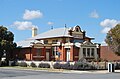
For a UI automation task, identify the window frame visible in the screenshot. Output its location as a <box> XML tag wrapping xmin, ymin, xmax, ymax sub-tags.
<box><xmin>36</xmin><ymin>48</ymin><xmax>42</xmax><ymax>56</ymax></box>
<box><xmin>91</xmin><ymin>48</ymin><xmax>94</xmax><ymax>57</ymax></box>
<box><xmin>83</xmin><ymin>48</ymin><xmax>86</xmax><ymax>57</ymax></box>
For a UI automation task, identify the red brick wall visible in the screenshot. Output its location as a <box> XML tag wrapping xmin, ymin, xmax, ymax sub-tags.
<box><xmin>14</xmin><ymin>45</ymin><xmax>79</xmax><ymax>61</ymax></box>
<box><xmin>100</xmin><ymin>46</ymin><xmax>120</xmax><ymax>61</ymax></box>
<box><xmin>58</xmin><ymin>46</ymin><xmax>64</xmax><ymax>61</ymax></box>
<box><xmin>70</xmin><ymin>45</ymin><xmax>73</xmax><ymax>61</ymax></box>
<box><xmin>64</xmin><ymin>48</ymin><xmax>67</xmax><ymax>61</ymax></box>
<box><xmin>14</xmin><ymin>48</ymin><xmax>31</xmax><ymax>60</ymax></box>
<box><xmin>32</xmin><ymin>47</ymin><xmax>50</xmax><ymax>61</ymax></box>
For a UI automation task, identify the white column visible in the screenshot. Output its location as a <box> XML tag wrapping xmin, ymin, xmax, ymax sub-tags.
<box><xmin>90</xmin><ymin>48</ymin><xmax>92</xmax><ymax>57</ymax></box>
<box><xmin>86</xmin><ymin>48</ymin><xmax>87</xmax><ymax>57</ymax></box>
<box><xmin>79</xmin><ymin>47</ymin><xmax>83</xmax><ymax>60</ymax></box>
<box><xmin>94</xmin><ymin>48</ymin><xmax>98</xmax><ymax>60</ymax></box>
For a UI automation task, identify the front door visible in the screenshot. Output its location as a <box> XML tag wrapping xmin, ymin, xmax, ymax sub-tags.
<box><xmin>66</xmin><ymin>48</ymin><xmax>70</xmax><ymax>61</ymax></box>
<box><xmin>46</xmin><ymin>49</ymin><xmax>50</xmax><ymax>61</ymax></box>
<box><xmin>46</xmin><ymin>52</ymin><xmax>49</xmax><ymax>61</ymax></box>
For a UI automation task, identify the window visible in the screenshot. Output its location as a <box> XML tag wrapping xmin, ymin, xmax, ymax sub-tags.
<box><xmin>91</xmin><ymin>48</ymin><xmax>94</xmax><ymax>57</ymax></box>
<box><xmin>46</xmin><ymin>49</ymin><xmax>50</xmax><ymax>52</ymax></box>
<box><xmin>87</xmin><ymin>48</ymin><xmax>90</xmax><ymax>57</ymax></box>
<box><xmin>52</xmin><ymin>47</ymin><xmax>55</xmax><ymax>56</ymax></box>
<box><xmin>36</xmin><ymin>49</ymin><xmax>41</xmax><ymax>56</ymax></box>
<box><xmin>52</xmin><ymin>40</ymin><xmax>58</xmax><ymax>44</ymax></box>
<box><xmin>52</xmin><ymin>46</ymin><xmax>58</xmax><ymax>56</ymax></box>
<box><xmin>76</xmin><ymin>27</ymin><xmax>79</xmax><ymax>32</ymax></box>
<box><xmin>83</xmin><ymin>48</ymin><xmax>86</xmax><ymax>57</ymax></box>
<box><xmin>44</xmin><ymin>40</ymin><xmax>48</xmax><ymax>44</ymax></box>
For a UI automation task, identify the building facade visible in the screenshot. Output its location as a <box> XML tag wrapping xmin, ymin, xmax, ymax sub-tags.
<box><xmin>16</xmin><ymin>25</ymin><xmax>100</xmax><ymax>62</ymax></box>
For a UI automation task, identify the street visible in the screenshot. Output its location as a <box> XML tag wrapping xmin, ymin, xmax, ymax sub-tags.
<box><xmin>0</xmin><ymin>68</ymin><xmax>120</xmax><ymax>79</ymax></box>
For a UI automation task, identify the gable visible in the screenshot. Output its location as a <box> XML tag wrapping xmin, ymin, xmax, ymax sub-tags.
<box><xmin>70</xmin><ymin>25</ymin><xmax>84</xmax><ymax>39</ymax></box>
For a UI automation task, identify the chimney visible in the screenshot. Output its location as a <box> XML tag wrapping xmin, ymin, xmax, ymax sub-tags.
<box><xmin>32</xmin><ymin>27</ymin><xmax>37</xmax><ymax>37</ymax></box>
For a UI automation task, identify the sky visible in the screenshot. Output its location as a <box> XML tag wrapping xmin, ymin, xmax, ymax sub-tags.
<box><xmin>0</xmin><ymin>0</ymin><xmax>120</xmax><ymax>44</ymax></box>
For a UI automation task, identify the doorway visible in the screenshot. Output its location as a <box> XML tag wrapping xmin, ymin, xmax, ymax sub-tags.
<box><xmin>66</xmin><ymin>48</ymin><xmax>70</xmax><ymax>61</ymax></box>
<box><xmin>46</xmin><ymin>49</ymin><xmax>50</xmax><ymax>61</ymax></box>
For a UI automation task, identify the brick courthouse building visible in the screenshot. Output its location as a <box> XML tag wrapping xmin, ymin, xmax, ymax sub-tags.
<box><xmin>15</xmin><ymin>25</ymin><xmax>100</xmax><ymax>61</ymax></box>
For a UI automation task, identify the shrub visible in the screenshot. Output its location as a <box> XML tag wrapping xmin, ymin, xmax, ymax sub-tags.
<box><xmin>61</xmin><ymin>62</ymin><xmax>70</xmax><ymax>69</ymax></box>
<box><xmin>73</xmin><ymin>62</ymin><xmax>83</xmax><ymax>70</ymax></box>
<box><xmin>69</xmin><ymin>64</ymin><xmax>74</xmax><ymax>70</ymax></box>
<box><xmin>73</xmin><ymin>62</ymin><xmax>97</xmax><ymax>70</ymax></box>
<box><xmin>18</xmin><ymin>62</ymin><xmax>27</xmax><ymax>67</ymax></box>
<box><xmin>0</xmin><ymin>61</ymin><xmax>7</xmax><ymax>67</ymax></box>
<box><xmin>38</xmin><ymin>63</ymin><xmax>50</xmax><ymax>68</ymax></box>
<box><xmin>53</xmin><ymin>62</ymin><xmax>97</xmax><ymax>70</ymax></box>
<box><xmin>11</xmin><ymin>61</ymin><xmax>18</xmax><ymax>66</ymax></box>
<box><xmin>30</xmin><ymin>62</ymin><xmax>37</xmax><ymax>67</ymax></box>
<box><xmin>53</xmin><ymin>63</ymin><xmax>61</xmax><ymax>69</ymax></box>
<box><xmin>115</xmin><ymin>63</ymin><xmax>120</xmax><ymax>69</ymax></box>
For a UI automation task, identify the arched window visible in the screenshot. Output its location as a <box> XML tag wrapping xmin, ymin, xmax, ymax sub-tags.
<box><xmin>76</xmin><ymin>27</ymin><xmax>79</xmax><ymax>32</ymax></box>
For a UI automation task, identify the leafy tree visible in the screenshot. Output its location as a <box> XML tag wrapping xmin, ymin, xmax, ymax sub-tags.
<box><xmin>0</xmin><ymin>26</ymin><xmax>17</xmax><ymax>61</ymax></box>
<box><xmin>105</xmin><ymin>24</ymin><xmax>120</xmax><ymax>55</ymax></box>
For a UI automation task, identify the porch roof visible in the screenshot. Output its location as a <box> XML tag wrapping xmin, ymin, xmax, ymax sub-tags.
<box><xmin>17</xmin><ymin>39</ymin><xmax>38</xmax><ymax>48</ymax></box>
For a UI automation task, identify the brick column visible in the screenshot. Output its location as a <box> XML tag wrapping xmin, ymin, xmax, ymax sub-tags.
<box><xmin>70</xmin><ymin>45</ymin><xmax>74</xmax><ymax>61</ymax></box>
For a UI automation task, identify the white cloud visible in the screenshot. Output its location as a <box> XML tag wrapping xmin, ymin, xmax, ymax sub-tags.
<box><xmin>100</xmin><ymin>19</ymin><xmax>120</xmax><ymax>33</ymax></box>
<box><xmin>101</xmin><ymin>41</ymin><xmax>107</xmax><ymax>46</ymax></box>
<box><xmin>90</xmin><ymin>10</ymin><xmax>99</xmax><ymax>18</ymax></box>
<box><xmin>101</xmin><ymin>27</ymin><xmax>111</xmax><ymax>33</ymax></box>
<box><xmin>12</xmin><ymin>21</ymin><xmax>38</xmax><ymax>30</ymax></box>
<box><xmin>47</xmin><ymin>22</ymin><xmax>54</xmax><ymax>25</ymax></box>
<box><xmin>23</xmin><ymin>10</ymin><xmax>43</xmax><ymax>20</ymax></box>
<box><xmin>100</xmin><ymin>19</ymin><xmax>119</xmax><ymax>27</ymax></box>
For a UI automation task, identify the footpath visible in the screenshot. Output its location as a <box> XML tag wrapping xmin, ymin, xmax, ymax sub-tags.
<box><xmin>48</xmin><ymin>69</ymin><xmax>120</xmax><ymax>74</ymax></box>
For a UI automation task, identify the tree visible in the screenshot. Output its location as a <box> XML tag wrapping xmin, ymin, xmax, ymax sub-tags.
<box><xmin>0</xmin><ymin>25</ymin><xmax>17</xmax><ymax>61</ymax></box>
<box><xmin>105</xmin><ymin>24</ymin><xmax>120</xmax><ymax>55</ymax></box>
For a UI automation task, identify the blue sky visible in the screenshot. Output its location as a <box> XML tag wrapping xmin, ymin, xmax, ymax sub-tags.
<box><xmin>0</xmin><ymin>0</ymin><xmax>120</xmax><ymax>44</ymax></box>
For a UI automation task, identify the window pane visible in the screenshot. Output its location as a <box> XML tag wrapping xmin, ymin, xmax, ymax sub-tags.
<box><xmin>46</xmin><ymin>49</ymin><xmax>50</xmax><ymax>52</ymax></box>
<box><xmin>52</xmin><ymin>47</ymin><xmax>55</xmax><ymax>56</ymax></box>
<box><xmin>91</xmin><ymin>48</ymin><xmax>94</xmax><ymax>57</ymax></box>
<box><xmin>87</xmin><ymin>48</ymin><xmax>90</xmax><ymax>56</ymax></box>
<box><xmin>44</xmin><ymin>40</ymin><xmax>48</xmax><ymax>44</ymax></box>
<box><xmin>36</xmin><ymin>49</ymin><xmax>41</xmax><ymax>56</ymax></box>
<box><xmin>83</xmin><ymin>48</ymin><xmax>86</xmax><ymax>57</ymax></box>
<box><xmin>52</xmin><ymin>47</ymin><xmax>58</xmax><ymax>56</ymax></box>
<box><xmin>52</xmin><ymin>40</ymin><xmax>58</xmax><ymax>44</ymax></box>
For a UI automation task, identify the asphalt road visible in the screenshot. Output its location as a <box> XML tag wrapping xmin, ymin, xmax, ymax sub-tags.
<box><xmin>0</xmin><ymin>68</ymin><xmax>120</xmax><ymax>79</ymax></box>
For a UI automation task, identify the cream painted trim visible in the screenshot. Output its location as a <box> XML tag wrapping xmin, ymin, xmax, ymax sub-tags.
<box><xmin>74</xmin><ymin>56</ymin><xmax>79</xmax><ymax>58</ymax></box>
<box><xmin>33</xmin><ymin>56</ymin><xmax>45</xmax><ymax>58</ymax></box>
<box><xmin>62</xmin><ymin>43</ymin><xmax>74</xmax><ymax>46</ymax></box>
<box><xmin>45</xmin><ymin>47</ymin><xmax>51</xmax><ymax>48</ymax></box>
<box><xmin>79</xmin><ymin>47</ymin><xmax>98</xmax><ymax>60</ymax></box>
<box><xmin>34</xmin><ymin>46</ymin><xmax>44</xmax><ymax>48</ymax></box>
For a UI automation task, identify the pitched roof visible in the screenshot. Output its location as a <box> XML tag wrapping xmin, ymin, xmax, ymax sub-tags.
<box><xmin>17</xmin><ymin>27</ymin><xmax>72</xmax><ymax>47</ymax></box>
<box><xmin>17</xmin><ymin>39</ymin><xmax>39</xmax><ymax>48</ymax></box>
<box><xmin>31</xmin><ymin>27</ymin><xmax>72</xmax><ymax>40</ymax></box>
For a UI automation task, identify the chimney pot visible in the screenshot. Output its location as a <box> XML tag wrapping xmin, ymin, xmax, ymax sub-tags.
<box><xmin>32</xmin><ymin>27</ymin><xmax>37</xmax><ymax>37</ymax></box>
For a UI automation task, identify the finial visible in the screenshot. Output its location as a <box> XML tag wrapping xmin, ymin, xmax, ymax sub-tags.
<box><xmin>51</xmin><ymin>26</ymin><xmax>53</xmax><ymax>29</ymax></box>
<box><xmin>65</xmin><ymin>24</ymin><xmax>67</xmax><ymax>28</ymax></box>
